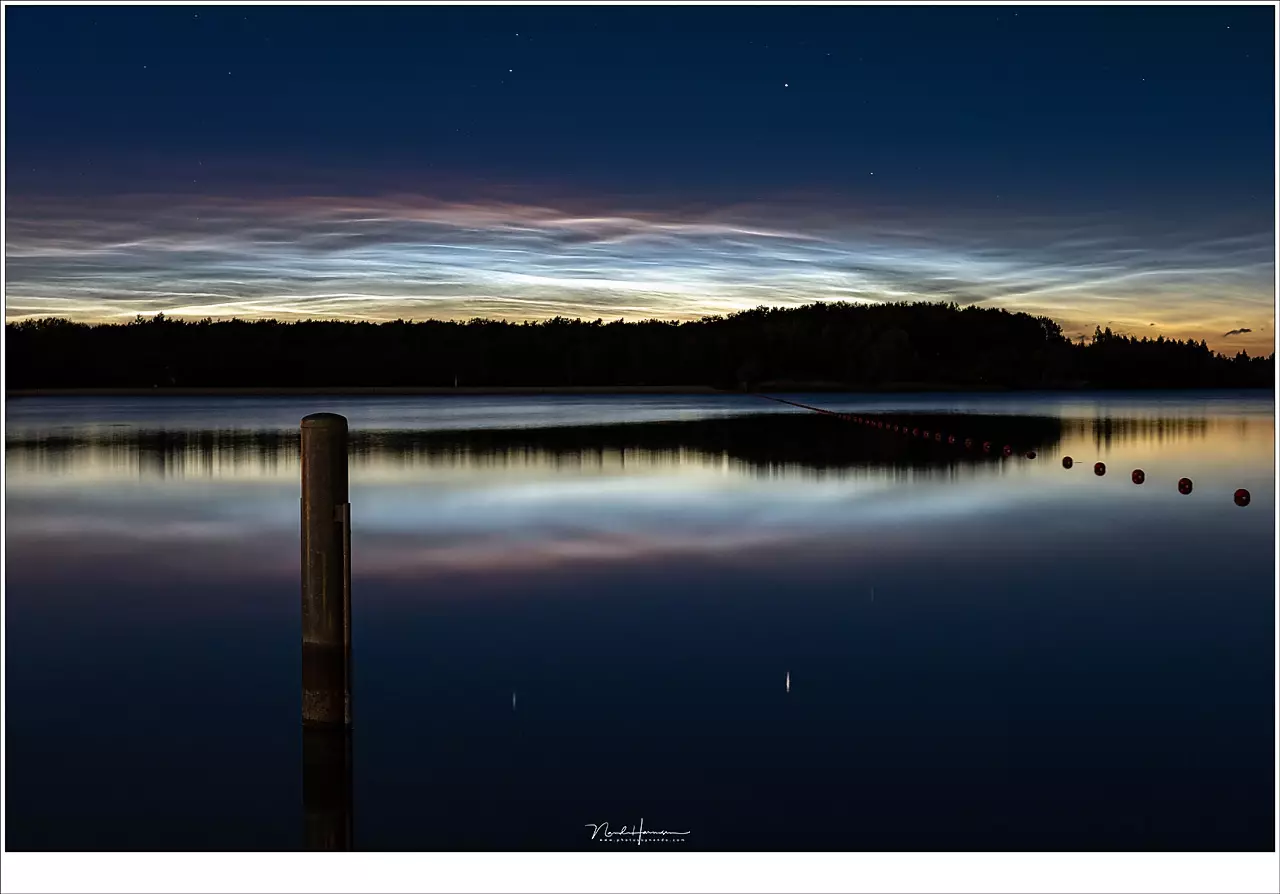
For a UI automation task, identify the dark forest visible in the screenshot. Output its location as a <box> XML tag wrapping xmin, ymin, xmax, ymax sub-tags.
<box><xmin>6</xmin><ymin>301</ymin><xmax>1273</xmax><ymax>390</ymax></box>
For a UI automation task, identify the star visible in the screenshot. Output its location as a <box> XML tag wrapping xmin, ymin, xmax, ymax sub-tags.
<box><xmin>784</xmin><ymin>82</ymin><xmax>789</xmax><ymax>87</ymax></box>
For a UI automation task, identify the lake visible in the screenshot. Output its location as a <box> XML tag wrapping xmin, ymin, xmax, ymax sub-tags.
<box><xmin>4</xmin><ymin>391</ymin><xmax>1275</xmax><ymax>851</ymax></box>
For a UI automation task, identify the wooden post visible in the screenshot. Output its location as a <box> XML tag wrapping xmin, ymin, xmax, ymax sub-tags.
<box><xmin>301</xmin><ymin>412</ymin><xmax>351</xmax><ymax>727</ymax></box>
<box><xmin>300</xmin><ymin>413</ymin><xmax>352</xmax><ymax>850</ymax></box>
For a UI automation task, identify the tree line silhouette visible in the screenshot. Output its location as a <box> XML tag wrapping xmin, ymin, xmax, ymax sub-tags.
<box><xmin>5</xmin><ymin>302</ymin><xmax>1273</xmax><ymax>390</ymax></box>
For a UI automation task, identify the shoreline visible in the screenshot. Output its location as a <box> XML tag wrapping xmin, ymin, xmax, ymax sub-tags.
<box><xmin>5</xmin><ymin>383</ymin><xmax>1273</xmax><ymax>399</ymax></box>
<box><xmin>5</xmin><ymin>385</ymin><xmax>729</xmax><ymax>398</ymax></box>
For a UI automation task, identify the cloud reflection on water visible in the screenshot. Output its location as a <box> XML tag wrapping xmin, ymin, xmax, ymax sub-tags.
<box><xmin>6</xmin><ymin>399</ymin><xmax>1272</xmax><ymax>588</ymax></box>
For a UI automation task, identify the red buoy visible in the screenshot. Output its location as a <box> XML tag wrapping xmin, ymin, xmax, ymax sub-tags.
<box><xmin>1002</xmin><ymin>444</ymin><xmax>1012</xmax><ymax>457</ymax></box>
<box><xmin>1062</xmin><ymin>456</ymin><xmax>1073</xmax><ymax>468</ymax></box>
<box><xmin>1025</xmin><ymin>450</ymin><xmax>1037</xmax><ymax>459</ymax></box>
<box><xmin>982</xmin><ymin>441</ymin><xmax>991</xmax><ymax>453</ymax></box>
<box><xmin>922</xmin><ymin>430</ymin><xmax>930</xmax><ymax>439</ymax></box>
<box><xmin>1178</xmin><ymin>477</ymin><xmax>1193</xmax><ymax>495</ymax></box>
<box><xmin>1131</xmin><ymin>469</ymin><xmax>1145</xmax><ymax>485</ymax></box>
<box><xmin>935</xmin><ymin>432</ymin><xmax>942</xmax><ymax>441</ymax></box>
<box><xmin>948</xmin><ymin>435</ymin><xmax>956</xmax><ymax>445</ymax></box>
<box><xmin>913</xmin><ymin>428</ymin><xmax>920</xmax><ymax>437</ymax></box>
<box><xmin>1234</xmin><ymin>488</ymin><xmax>1250</xmax><ymax>507</ymax></box>
<box><xmin>1094</xmin><ymin>462</ymin><xmax>1106</xmax><ymax>476</ymax></box>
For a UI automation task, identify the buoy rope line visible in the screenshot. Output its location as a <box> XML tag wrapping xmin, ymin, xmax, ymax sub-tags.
<box><xmin>752</xmin><ymin>394</ymin><xmax>1252</xmax><ymax>507</ymax></box>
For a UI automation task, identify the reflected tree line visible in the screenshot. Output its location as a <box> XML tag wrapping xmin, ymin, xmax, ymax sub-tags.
<box><xmin>1062</xmin><ymin>415</ymin><xmax>1216</xmax><ymax>450</ymax></box>
<box><xmin>7</xmin><ymin>302</ymin><xmax>1272</xmax><ymax>390</ymax></box>
<box><xmin>6</xmin><ymin>414</ymin><xmax>1066</xmax><ymax>478</ymax></box>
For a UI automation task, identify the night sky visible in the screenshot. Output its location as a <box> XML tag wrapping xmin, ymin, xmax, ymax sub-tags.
<box><xmin>5</xmin><ymin>5</ymin><xmax>1275</xmax><ymax>353</ymax></box>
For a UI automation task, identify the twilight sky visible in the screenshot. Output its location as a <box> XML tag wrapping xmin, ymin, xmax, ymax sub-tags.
<box><xmin>4</xmin><ymin>4</ymin><xmax>1275</xmax><ymax>353</ymax></box>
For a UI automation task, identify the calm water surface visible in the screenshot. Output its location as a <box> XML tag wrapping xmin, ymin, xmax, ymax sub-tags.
<box><xmin>4</xmin><ymin>391</ymin><xmax>1275</xmax><ymax>850</ymax></box>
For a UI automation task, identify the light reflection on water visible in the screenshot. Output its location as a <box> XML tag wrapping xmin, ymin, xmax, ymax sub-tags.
<box><xmin>3</xmin><ymin>391</ymin><xmax>1275</xmax><ymax>850</ymax></box>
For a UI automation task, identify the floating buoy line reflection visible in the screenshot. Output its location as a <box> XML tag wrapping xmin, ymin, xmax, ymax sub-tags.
<box><xmin>752</xmin><ymin>394</ymin><xmax>1251</xmax><ymax>507</ymax></box>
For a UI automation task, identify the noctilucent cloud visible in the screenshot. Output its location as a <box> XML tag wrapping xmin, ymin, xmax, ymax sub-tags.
<box><xmin>4</xmin><ymin>5</ymin><xmax>1275</xmax><ymax>354</ymax></box>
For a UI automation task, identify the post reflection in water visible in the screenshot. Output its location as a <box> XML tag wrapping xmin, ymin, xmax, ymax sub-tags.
<box><xmin>2</xmin><ymin>393</ymin><xmax>1274</xmax><ymax>851</ymax></box>
<box><xmin>303</xmin><ymin>726</ymin><xmax>353</xmax><ymax>851</ymax></box>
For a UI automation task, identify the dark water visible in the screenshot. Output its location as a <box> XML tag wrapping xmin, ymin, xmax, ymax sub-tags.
<box><xmin>4</xmin><ymin>391</ymin><xmax>1275</xmax><ymax>851</ymax></box>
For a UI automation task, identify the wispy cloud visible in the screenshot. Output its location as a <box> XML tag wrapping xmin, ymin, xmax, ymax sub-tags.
<box><xmin>4</xmin><ymin>193</ymin><xmax>1274</xmax><ymax>352</ymax></box>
